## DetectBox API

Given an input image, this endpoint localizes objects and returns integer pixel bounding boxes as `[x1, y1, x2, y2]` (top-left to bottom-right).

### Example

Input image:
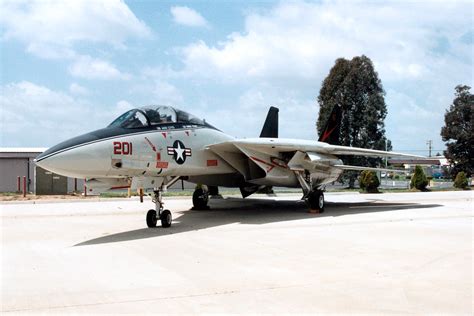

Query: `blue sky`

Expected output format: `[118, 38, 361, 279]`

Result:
[1, 0, 472, 156]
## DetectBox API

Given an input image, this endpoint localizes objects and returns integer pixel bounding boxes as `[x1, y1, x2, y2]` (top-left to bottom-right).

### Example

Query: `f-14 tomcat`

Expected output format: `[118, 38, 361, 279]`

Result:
[36, 104, 416, 228]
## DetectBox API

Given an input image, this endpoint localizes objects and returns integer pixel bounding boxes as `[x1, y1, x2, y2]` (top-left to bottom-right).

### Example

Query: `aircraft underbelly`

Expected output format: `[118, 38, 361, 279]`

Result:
[248, 175, 299, 187]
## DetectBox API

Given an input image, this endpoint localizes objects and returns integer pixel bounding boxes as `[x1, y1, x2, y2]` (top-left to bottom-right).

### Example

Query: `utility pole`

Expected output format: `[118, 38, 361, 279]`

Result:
[426, 140, 432, 157]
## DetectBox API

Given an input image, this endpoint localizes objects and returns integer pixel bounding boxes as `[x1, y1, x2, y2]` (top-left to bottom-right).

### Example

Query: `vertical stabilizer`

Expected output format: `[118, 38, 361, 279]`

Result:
[260, 106, 279, 138]
[318, 104, 342, 145]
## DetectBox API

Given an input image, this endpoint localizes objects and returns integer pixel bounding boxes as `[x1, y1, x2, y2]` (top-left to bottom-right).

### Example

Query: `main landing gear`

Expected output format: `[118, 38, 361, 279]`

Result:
[192, 187, 209, 210]
[294, 171, 325, 213]
[146, 189, 172, 228]
[306, 190, 324, 213]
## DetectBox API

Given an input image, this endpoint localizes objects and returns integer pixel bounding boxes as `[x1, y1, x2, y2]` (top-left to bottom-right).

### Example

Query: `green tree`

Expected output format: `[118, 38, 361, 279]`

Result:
[410, 165, 428, 191]
[317, 55, 391, 188]
[440, 85, 474, 177]
[359, 170, 380, 193]
[453, 171, 468, 189]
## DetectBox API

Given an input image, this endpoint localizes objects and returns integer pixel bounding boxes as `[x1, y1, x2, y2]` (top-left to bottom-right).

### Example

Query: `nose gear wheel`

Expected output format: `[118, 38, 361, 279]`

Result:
[145, 178, 180, 228]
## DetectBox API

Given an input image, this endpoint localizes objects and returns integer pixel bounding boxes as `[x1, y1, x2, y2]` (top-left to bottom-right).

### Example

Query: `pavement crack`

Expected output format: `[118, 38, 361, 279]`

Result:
[2, 284, 306, 313]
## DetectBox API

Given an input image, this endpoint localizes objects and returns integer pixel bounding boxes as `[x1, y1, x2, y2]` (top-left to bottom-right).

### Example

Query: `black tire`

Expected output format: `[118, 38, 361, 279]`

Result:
[308, 191, 324, 212]
[146, 209, 158, 228]
[192, 188, 209, 209]
[160, 209, 172, 228]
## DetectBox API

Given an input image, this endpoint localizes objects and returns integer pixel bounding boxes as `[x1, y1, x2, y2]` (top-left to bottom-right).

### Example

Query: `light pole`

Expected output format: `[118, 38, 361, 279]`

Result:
[426, 140, 432, 157]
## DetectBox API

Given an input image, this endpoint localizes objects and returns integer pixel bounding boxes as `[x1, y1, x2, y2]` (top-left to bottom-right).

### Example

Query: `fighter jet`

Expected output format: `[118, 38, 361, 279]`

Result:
[35, 104, 416, 228]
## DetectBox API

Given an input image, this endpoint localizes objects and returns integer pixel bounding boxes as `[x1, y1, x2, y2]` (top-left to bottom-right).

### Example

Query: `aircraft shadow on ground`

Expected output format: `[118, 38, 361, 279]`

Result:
[75, 197, 442, 246]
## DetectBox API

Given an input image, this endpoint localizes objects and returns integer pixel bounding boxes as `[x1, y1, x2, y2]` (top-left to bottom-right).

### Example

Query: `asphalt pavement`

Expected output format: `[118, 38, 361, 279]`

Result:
[1, 191, 472, 314]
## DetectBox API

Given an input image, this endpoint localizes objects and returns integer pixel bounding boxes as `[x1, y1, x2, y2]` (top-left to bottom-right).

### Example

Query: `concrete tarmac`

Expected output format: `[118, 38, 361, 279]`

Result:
[1, 191, 473, 314]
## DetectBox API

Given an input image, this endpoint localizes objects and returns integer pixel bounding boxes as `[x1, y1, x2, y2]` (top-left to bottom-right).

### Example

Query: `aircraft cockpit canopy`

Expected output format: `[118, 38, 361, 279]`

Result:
[108, 105, 211, 129]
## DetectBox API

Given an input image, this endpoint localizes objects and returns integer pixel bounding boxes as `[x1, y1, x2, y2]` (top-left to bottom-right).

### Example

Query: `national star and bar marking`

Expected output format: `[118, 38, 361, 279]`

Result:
[167, 140, 192, 164]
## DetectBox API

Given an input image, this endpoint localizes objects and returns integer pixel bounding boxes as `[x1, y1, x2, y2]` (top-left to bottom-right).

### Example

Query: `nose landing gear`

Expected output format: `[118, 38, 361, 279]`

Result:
[146, 188, 172, 228]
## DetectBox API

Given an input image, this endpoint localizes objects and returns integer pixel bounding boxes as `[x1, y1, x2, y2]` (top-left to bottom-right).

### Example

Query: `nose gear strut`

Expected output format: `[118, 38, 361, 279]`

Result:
[146, 176, 181, 228]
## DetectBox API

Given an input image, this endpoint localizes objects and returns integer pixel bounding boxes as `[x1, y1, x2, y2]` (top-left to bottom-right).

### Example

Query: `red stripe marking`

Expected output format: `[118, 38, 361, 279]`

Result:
[185, 131, 190, 136]
[320, 125, 337, 142]
[250, 156, 275, 172]
[110, 185, 131, 190]
[162, 132, 167, 138]
[144, 137, 156, 152]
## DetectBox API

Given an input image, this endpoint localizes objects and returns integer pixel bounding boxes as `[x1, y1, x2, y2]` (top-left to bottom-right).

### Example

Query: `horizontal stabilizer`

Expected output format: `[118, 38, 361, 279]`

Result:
[333, 165, 406, 173]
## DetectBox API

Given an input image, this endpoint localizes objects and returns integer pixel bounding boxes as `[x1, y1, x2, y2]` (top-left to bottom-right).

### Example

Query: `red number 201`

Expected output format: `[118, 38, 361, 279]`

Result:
[113, 142, 133, 155]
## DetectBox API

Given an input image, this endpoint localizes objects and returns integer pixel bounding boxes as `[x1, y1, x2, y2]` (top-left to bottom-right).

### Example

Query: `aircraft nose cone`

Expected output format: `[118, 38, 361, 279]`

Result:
[36, 131, 100, 162]
[35, 140, 112, 178]
[35, 127, 130, 178]
[35, 152, 73, 176]
[34, 155, 51, 170]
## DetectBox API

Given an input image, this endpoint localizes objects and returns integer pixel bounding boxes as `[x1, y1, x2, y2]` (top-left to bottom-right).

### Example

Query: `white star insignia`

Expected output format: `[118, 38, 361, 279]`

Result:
[174, 142, 185, 161]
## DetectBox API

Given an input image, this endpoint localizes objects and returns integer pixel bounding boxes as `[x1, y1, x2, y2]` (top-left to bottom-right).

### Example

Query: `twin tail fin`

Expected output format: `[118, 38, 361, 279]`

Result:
[259, 104, 342, 145]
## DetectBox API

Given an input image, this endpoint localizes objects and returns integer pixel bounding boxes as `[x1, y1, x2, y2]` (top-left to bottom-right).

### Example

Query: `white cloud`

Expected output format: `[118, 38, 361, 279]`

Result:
[175, 0, 472, 151]
[0, 0, 151, 59]
[115, 100, 134, 116]
[184, 87, 318, 140]
[69, 83, 89, 95]
[236, 88, 317, 139]
[171, 6, 208, 27]
[179, 1, 471, 85]
[0, 81, 111, 146]
[0, 80, 181, 146]
[69, 55, 130, 80]
[151, 81, 184, 105]
[385, 89, 445, 154]
[141, 65, 181, 79]
[383, 62, 425, 79]
[129, 79, 184, 105]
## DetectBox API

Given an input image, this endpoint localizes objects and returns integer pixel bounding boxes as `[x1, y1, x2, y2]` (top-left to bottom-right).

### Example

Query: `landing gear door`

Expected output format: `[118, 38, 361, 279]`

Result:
[131, 176, 164, 192]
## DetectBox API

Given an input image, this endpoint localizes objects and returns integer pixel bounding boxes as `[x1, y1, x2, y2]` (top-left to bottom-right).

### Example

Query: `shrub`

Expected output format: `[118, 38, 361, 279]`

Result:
[453, 172, 468, 189]
[410, 165, 428, 191]
[360, 170, 380, 193]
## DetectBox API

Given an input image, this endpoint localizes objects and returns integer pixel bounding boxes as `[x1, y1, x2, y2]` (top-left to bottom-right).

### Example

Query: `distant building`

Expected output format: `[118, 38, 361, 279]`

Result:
[0, 148, 45, 193]
[388, 157, 449, 178]
[0, 148, 82, 194]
